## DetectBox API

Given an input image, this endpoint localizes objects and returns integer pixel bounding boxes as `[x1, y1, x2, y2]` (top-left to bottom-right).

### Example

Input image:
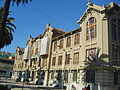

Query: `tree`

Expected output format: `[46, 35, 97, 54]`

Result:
[0, 7, 16, 48]
[0, 0, 32, 49]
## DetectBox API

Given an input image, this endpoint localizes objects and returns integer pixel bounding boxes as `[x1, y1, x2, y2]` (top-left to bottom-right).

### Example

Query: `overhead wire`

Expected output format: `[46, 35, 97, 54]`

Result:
[28, 3, 71, 31]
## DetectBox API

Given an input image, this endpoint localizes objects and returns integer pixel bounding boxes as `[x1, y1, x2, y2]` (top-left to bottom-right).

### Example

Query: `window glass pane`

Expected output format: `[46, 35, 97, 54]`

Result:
[72, 70, 77, 82]
[118, 19, 120, 25]
[51, 72, 54, 79]
[114, 71, 118, 85]
[112, 24, 117, 40]
[86, 17, 96, 40]
[64, 71, 68, 83]
[90, 27, 95, 38]
[89, 17, 94, 24]
[118, 27, 120, 42]
[86, 70, 95, 83]
[112, 18, 116, 23]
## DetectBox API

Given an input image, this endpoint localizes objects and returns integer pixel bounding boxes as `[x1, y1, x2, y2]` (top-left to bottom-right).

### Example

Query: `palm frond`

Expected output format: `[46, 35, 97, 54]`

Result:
[6, 21, 16, 29]
[6, 25, 15, 32]
[12, 0, 32, 6]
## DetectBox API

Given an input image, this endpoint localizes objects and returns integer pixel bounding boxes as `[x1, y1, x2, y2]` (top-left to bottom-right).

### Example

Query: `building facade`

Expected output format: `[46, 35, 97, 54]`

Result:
[0, 52, 14, 78]
[12, 2, 120, 90]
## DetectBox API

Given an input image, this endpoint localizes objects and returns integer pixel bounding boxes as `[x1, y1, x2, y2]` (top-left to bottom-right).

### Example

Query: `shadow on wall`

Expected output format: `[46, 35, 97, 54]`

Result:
[81, 47, 117, 89]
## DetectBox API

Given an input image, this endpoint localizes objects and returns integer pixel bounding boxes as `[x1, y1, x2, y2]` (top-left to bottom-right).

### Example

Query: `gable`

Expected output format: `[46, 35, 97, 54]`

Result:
[77, 4, 104, 24]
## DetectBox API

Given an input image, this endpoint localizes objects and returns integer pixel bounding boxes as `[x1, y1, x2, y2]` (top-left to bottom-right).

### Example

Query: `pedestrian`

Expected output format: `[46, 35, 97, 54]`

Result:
[86, 85, 90, 90]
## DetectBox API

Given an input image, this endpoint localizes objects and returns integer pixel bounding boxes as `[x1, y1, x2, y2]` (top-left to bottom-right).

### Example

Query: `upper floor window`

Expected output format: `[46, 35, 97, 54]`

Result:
[42, 58, 47, 67]
[74, 33, 80, 45]
[38, 58, 41, 67]
[86, 48, 96, 61]
[112, 44, 120, 66]
[35, 48, 38, 54]
[73, 52, 79, 64]
[111, 18, 120, 42]
[58, 56, 62, 65]
[52, 57, 56, 66]
[31, 49, 34, 56]
[59, 39, 64, 49]
[86, 17, 96, 40]
[65, 54, 70, 65]
[53, 42, 57, 51]
[66, 37, 71, 47]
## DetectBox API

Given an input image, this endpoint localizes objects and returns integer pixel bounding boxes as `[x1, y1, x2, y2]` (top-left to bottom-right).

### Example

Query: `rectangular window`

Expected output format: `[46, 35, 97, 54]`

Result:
[114, 71, 118, 85]
[112, 45, 120, 65]
[112, 24, 117, 40]
[52, 57, 56, 66]
[73, 52, 79, 64]
[64, 71, 68, 83]
[66, 37, 71, 47]
[74, 34, 80, 45]
[59, 39, 64, 49]
[65, 54, 70, 65]
[72, 70, 77, 82]
[86, 70, 95, 83]
[118, 27, 120, 42]
[86, 48, 96, 61]
[35, 48, 38, 54]
[58, 56, 62, 65]
[38, 58, 41, 66]
[54, 42, 57, 51]
[42, 58, 47, 67]
[30, 60, 32, 67]
[51, 72, 54, 79]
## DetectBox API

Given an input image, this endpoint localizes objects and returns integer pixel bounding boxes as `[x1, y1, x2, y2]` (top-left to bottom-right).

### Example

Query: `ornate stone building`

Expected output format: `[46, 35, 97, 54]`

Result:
[12, 1, 120, 90]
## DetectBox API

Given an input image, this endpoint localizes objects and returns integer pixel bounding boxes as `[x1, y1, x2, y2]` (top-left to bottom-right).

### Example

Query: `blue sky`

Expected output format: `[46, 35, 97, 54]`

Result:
[0, 0, 120, 53]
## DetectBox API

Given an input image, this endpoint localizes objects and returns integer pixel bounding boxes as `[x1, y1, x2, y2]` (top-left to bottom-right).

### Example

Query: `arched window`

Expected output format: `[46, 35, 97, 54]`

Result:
[86, 17, 96, 40]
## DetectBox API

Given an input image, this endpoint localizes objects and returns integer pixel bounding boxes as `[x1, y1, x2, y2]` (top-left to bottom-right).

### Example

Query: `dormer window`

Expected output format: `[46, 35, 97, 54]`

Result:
[86, 17, 96, 40]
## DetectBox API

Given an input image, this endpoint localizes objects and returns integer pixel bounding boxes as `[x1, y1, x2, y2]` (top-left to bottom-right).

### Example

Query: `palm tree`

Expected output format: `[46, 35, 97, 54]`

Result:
[0, 7, 16, 48]
[0, 0, 32, 49]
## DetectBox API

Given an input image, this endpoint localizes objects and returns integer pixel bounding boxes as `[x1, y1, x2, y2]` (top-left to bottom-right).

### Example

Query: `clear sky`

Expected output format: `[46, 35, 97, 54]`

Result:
[0, 0, 120, 53]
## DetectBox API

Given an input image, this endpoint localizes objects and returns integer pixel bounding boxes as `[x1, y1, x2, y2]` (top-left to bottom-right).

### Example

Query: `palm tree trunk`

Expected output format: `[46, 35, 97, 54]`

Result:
[0, 0, 11, 48]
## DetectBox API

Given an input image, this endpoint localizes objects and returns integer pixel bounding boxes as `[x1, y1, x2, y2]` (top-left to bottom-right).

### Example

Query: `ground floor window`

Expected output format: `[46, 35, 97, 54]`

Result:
[72, 70, 77, 82]
[114, 71, 118, 85]
[64, 71, 68, 83]
[86, 70, 95, 83]
[51, 72, 54, 79]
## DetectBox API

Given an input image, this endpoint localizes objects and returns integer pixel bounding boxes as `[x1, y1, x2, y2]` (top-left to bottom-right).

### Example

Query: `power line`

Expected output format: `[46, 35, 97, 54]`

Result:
[28, 3, 71, 30]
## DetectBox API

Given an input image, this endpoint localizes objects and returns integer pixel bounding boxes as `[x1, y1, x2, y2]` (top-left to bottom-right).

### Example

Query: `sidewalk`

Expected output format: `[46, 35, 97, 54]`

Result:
[0, 79, 66, 90]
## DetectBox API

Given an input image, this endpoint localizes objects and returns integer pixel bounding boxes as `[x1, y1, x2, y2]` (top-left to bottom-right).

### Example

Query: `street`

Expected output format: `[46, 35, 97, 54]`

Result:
[0, 78, 65, 90]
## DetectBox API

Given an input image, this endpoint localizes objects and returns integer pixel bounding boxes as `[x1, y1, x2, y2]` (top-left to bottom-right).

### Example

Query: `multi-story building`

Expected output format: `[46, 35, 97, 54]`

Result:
[12, 46, 24, 81]
[0, 52, 15, 78]
[12, 1, 120, 90]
